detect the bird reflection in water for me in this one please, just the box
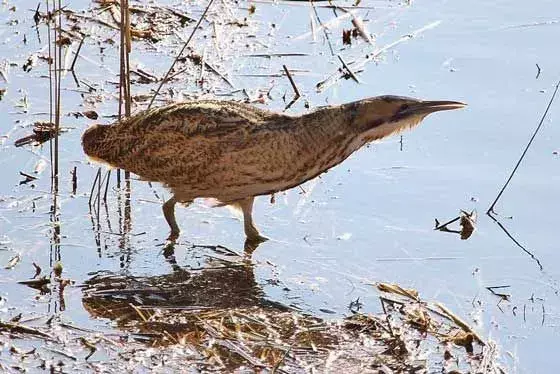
[82,96,465,244]
[82,242,293,364]
[81,240,467,372]
[83,243,286,318]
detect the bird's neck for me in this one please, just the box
[298,102,368,146]
[298,101,420,151]
[297,104,356,135]
[289,105,367,175]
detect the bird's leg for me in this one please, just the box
[163,196,180,241]
[237,196,267,244]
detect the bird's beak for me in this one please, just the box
[406,100,467,116]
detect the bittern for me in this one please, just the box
[82,96,465,243]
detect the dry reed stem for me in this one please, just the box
[121,0,132,182]
[309,0,335,56]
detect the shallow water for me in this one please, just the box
[1,0,559,372]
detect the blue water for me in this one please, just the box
[1,0,559,371]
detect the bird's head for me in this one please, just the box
[347,95,466,142]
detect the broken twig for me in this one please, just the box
[487,80,560,214]
[283,65,301,102]
[337,55,359,83]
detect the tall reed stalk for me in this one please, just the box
[45,0,62,264]
[118,0,133,237]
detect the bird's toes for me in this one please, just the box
[244,234,268,253]
[167,230,180,242]
[256,236,269,245]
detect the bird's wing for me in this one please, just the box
[105,101,275,186]
[123,100,271,138]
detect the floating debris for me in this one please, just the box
[459,210,477,240]
[18,171,37,185]
[342,29,352,45]
[33,159,48,175]
[22,55,37,72]
[486,285,511,303]
[434,210,477,240]
[14,122,60,147]
[4,254,21,269]
[376,282,419,301]
[32,262,42,278]
[17,277,51,291]
[68,110,99,120]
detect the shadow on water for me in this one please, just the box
[82,242,287,320]
[487,213,544,271]
[80,243,330,371]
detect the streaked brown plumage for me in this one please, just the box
[82,96,465,243]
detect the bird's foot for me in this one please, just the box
[244,234,268,255]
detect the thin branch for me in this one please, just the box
[88,168,101,207]
[283,65,301,110]
[487,80,560,214]
[70,37,85,71]
[434,216,460,230]
[283,65,301,98]
[337,55,359,83]
[147,0,216,109]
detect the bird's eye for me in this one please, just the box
[400,104,409,111]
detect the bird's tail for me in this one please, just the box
[81,124,116,168]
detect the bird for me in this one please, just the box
[82,95,465,244]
